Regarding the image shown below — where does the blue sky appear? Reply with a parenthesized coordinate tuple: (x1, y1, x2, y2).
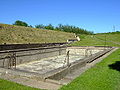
(0, 0, 120, 33)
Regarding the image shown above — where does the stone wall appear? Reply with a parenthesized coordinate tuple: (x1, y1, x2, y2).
(67, 47, 104, 56)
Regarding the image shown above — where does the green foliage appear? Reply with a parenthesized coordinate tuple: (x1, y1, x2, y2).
(44, 24, 54, 30)
(97, 31, 120, 34)
(12, 20, 93, 34)
(28, 25, 33, 28)
(71, 34, 120, 47)
(60, 48, 120, 90)
(35, 24, 45, 29)
(13, 20, 28, 27)
(0, 78, 40, 90)
(35, 24, 54, 30)
(55, 24, 93, 35)
(35, 24, 93, 35)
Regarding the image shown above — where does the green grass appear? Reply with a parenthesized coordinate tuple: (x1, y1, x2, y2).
(60, 48, 120, 90)
(0, 78, 41, 90)
(71, 34, 120, 47)
(0, 23, 75, 44)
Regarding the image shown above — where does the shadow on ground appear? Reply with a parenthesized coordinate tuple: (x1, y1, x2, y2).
(109, 61, 120, 72)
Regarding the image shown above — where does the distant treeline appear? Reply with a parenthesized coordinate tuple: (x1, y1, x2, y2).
(13, 20, 94, 35)
(97, 31, 120, 34)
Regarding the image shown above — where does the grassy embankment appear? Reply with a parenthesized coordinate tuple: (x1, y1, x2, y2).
(60, 48, 120, 90)
(0, 23, 75, 44)
(71, 34, 120, 47)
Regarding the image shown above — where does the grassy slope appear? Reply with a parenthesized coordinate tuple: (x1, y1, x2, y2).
(0, 24, 75, 44)
(71, 34, 120, 47)
(0, 79, 40, 90)
(60, 48, 120, 90)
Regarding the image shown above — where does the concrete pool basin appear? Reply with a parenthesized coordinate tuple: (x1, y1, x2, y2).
(14, 46, 113, 80)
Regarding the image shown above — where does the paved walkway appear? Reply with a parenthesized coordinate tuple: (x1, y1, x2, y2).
(0, 73, 61, 90)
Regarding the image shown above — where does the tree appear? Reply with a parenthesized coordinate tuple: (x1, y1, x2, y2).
(13, 20, 28, 27)
(44, 24, 54, 30)
(35, 23, 93, 34)
(28, 25, 33, 28)
(55, 24, 93, 34)
(35, 24, 45, 29)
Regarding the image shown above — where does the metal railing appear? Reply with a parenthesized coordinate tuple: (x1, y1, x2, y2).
(3, 52, 16, 69)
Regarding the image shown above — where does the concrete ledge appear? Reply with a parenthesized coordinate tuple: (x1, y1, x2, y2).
(0, 67, 46, 81)
(86, 48, 113, 63)
(46, 47, 113, 80)
(46, 60, 86, 80)
(0, 46, 67, 67)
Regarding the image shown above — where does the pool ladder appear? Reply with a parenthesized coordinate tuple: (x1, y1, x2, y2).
(3, 52, 16, 69)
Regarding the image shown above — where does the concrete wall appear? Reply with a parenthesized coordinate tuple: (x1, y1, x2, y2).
(46, 47, 113, 80)
(0, 46, 66, 68)
(47, 60, 86, 80)
(67, 47, 104, 56)
(0, 43, 67, 51)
